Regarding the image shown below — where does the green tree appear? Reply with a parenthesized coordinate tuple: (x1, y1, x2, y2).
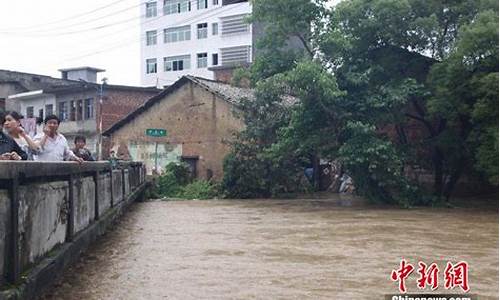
(320, 0, 498, 200)
(222, 75, 305, 198)
(428, 9, 499, 185)
(224, 0, 498, 203)
(222, 1, 330, 197)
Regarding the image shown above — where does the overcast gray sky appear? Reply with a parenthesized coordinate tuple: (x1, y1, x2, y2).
(0, 0, 338, 86)
(0, 0, 142, 85)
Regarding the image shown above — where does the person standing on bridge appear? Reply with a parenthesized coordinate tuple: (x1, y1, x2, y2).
(72, 136, 95, 161)
(3, 111, 40, 160)
(0, 111, 27, 160)
(33, 115, 83, 163)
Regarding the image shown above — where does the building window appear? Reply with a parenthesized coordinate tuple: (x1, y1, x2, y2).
(197, 0, 208, 9)
(26, 106, 34, 118)
(212, 53, 218, 66)
(164, 55, 191, 71)
(146, 2, 157, 18)
(146, 58, 157, 74)
(164, 0, 191, 15)
(58, 102, 68, 121)
(146, 30, 157, 46)
(77, 100, 83, 121)
(84, 98, 94, 119)
(197, 23, 208, 39)
(164, 25, 191, 43)
(70, 100, 76, 121)
(163, 0, 175, 14)
(38, 108, 44, 120)
(45, 104, 53, 117)
(197, 53, 208, 68)
(212, 22, 218, 35)
(179, 0, 191, 12)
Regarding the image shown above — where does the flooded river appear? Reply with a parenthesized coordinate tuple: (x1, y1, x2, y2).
(40, 197, 498, 299)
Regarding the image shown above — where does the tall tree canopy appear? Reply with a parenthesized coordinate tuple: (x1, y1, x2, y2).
(223, 0, 498, 204)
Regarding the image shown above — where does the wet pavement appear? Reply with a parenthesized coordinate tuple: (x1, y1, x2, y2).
(40, 197, 498, 299)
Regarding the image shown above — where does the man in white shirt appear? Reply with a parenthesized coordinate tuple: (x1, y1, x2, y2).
(33, 115, 84, 163)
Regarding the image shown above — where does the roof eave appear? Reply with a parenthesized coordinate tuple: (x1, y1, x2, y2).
(7, 89, 46, 99)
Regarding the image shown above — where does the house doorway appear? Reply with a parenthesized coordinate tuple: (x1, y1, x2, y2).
(181, 156, 199, 180)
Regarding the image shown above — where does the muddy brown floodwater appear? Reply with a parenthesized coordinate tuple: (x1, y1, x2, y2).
(39, 197, 498, 300)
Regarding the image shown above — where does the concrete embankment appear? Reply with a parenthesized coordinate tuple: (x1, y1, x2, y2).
(0, 161, 147, 300)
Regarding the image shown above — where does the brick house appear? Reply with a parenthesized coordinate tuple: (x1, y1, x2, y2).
(103, 76, 252, 179)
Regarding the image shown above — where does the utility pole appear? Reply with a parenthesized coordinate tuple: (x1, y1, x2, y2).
(97, 77, 107, 160)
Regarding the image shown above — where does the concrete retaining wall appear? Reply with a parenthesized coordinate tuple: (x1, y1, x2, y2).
(18, 181, 68, 270)
(74, 177, 96, 235)
(98, 173, 112, 213)
(0, 161, 146, 292)
(112, 170, 123, 204)
(124, 169, 130, 196)
(0, 190, 9, 286)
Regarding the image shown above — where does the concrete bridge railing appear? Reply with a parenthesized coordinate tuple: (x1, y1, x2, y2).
(0, 161, 147, 299)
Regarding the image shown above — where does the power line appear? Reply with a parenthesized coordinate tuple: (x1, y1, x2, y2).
(26, 2, 248, 81)
(0, 0, 133, 31)
(2, 2, 143, 34)
(76, 0, 233, 45)
(0, 11, 161, 41)
(58, 3, 243, 62)
(0, 14, 141, 37)
(0, 0, 221, 36)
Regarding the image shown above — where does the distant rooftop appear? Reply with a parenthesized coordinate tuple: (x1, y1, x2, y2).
(57, 66, 105, 73)
(0, 68, 160, 94)
(0, 68, 80, 91)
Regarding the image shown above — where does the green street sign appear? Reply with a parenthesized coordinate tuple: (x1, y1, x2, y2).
(146, 128, 167, 137)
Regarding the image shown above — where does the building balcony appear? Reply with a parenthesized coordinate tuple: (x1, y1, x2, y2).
(58, 119, 96, 135)
(222, 0, 249, 5)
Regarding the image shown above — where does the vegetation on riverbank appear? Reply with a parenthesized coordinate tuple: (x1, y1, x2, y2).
(152, 163, 219, 200)
(221, 0, 498, 206)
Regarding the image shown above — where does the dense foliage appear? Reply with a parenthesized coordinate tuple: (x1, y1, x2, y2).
(222, 76, 310, 198)
(155, 163, 219, 200)
(222, 0, 498, 205)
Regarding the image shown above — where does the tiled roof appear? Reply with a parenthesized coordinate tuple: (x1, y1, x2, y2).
(188, 76, 255, 104)
(103, 76, 251, 136)
(103, 75, 297, 136)
(189, 76, 297, 107)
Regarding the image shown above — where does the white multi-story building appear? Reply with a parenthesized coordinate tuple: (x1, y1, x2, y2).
(140, 0, 254, 87)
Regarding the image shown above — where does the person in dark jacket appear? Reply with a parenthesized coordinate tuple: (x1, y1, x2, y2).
(0, 112, 28, 160)
(72, 136, 95, 161)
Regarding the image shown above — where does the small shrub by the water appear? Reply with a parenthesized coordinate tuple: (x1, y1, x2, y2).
(154, 162, 219, 200)
(156, 163, 190, 197)
(178, 180, 220, 199)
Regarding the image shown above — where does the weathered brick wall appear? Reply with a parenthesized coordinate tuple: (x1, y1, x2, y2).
(101, 89, 160, 132)
(108, 82, 244, 180)
(213, 68, 234, 84)
(212, 67, 251, 88)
